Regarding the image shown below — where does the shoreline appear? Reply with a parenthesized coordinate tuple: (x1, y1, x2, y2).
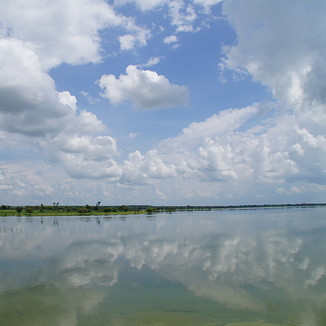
(0, 203, 325, 217)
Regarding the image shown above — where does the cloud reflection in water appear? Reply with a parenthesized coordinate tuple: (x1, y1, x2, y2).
(0, 209, 326, 325)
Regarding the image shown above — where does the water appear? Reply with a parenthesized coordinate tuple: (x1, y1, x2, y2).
(0, 207, 326, 326)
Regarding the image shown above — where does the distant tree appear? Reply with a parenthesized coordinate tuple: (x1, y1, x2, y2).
(119, 205, 129, 212)
(16, 207, 23, 215)
(25, 207, 34, 215)
(78, 207, 89, 215)
(146, 207, 156, 215)
(95, 201, 101, 211)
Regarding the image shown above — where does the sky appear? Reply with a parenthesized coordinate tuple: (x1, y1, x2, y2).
(0, 0, 325, 206)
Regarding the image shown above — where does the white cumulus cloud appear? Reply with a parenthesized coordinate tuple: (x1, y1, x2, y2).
(99, 65, 189, 109)
(163, 35, 178, 44)
(0, 0, 126, 70)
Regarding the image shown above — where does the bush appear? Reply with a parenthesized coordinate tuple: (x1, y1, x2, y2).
(16, 207, 23, 214)
(25, 207, 34, 215)
(146, 207, 156, 214)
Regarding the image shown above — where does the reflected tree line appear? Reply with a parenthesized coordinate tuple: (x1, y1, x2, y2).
(0, 226, 23, 233)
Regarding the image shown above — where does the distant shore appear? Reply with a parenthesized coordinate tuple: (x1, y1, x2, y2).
(0, 203, 325, 217)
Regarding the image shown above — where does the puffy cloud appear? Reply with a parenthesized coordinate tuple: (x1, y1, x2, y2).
(0, 38, 76, 137)
(0, 0, 126, 70)
(118, 26, 150, 51)
(47, 134, 122, 179)
(53, 155, 122, 179)
(197, 138, 239, 181)
(104, 0, 326, 201)
(0, 0, 126, 183)
(0, 38, 106, 141)
(145, 101, 325, 189)
(59, 91, 77, 112)
(163, 35, 178, 44)
(54, 135, 118, 161)
(222, 0, 326, 111)
(105, 93, 323, 194)
(0, 162, 56, 203)
(216, 0, 326, 187)
(99, 65, 189, 109)
(114, 0, 221, 33)
(0, 0, 153, 142)
(178, 104, 260, 143)
(121, 150, 177, 184)
(168, 0, 198, 32)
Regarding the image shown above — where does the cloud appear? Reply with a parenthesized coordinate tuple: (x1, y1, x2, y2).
(178, 104, 260, 143)
(0, 162, 56, 202)
(81, 91, 98, 105)
(128, 132, 140, 139)
(114, 0, 168, 11)
(0, 0, 325, 205)
(114, 0, 222, 13)
(0, 0, 128, 183)
(123, 98, 325, 190)
(0, 0, 126, 70)
(105, 0, 326, 200)
(222, 0, 326, 110)
(46, 134, 122, 179)
(193, 0, 223, 8)
(99, 65, 189, 109)
(163, 35, 178, 44)
(139, 57, 162, 68)
(217, 0, 326, 186)
(53, 135, 118, 161)
(0, 38, 106, 141)
(121, 150, 177, 184)
(114, 0, 220, 33)
(168, 0, 198, 32)
(59, 91, 77, 112)
(0, 38, 76, 137)
(119, 27, 150, 51)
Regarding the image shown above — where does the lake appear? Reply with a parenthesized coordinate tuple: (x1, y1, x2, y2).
(0, 207, 325, 326)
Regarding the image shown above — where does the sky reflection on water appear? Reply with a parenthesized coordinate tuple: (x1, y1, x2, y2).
(0, 208, 326, 325)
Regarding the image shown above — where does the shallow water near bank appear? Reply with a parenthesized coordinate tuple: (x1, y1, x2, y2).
(0, 207, 326, 325)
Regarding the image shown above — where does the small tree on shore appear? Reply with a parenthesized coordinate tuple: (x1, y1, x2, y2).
(25, 207, 34, 215)
(146, 207, 156, 215)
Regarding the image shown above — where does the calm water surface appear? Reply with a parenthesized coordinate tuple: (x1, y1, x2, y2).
(0, 207, 326, 326)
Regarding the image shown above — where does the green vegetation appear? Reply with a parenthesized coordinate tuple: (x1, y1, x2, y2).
(0, 204, 155, 217)
(0, 202, 325, 217)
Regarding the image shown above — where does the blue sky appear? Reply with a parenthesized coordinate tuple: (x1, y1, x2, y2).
(0, 0, 325, 206)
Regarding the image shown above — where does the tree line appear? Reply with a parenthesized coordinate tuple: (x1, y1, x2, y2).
(0, 202, 325, 217)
